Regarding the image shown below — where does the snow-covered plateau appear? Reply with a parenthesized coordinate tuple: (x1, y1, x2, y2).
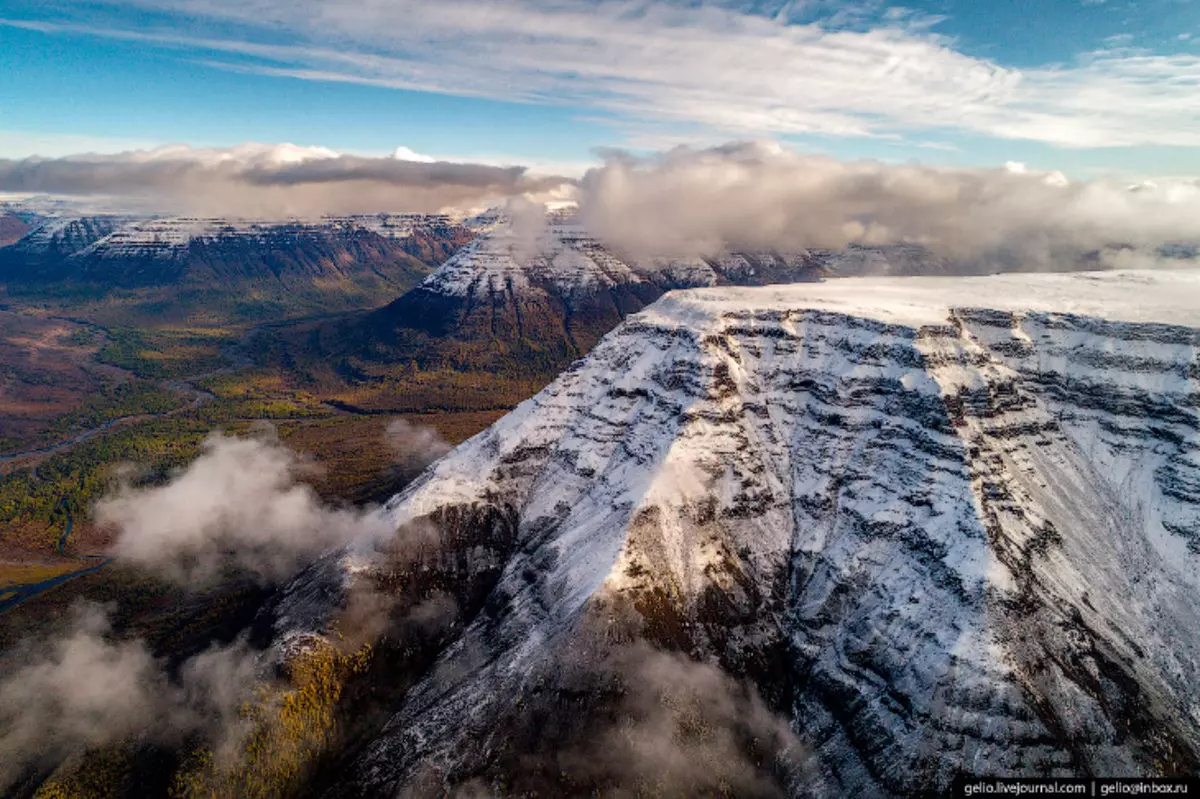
(415, 222, 830, 300)
(273, 268, 1200, 796)
(0, 212, 474, 291)
(0, 212, 461, 256)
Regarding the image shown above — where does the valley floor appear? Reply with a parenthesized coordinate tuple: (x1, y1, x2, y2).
(0, 294, 514, 631)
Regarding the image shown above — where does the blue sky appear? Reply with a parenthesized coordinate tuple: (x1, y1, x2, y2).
(0, 0, 1198, 177)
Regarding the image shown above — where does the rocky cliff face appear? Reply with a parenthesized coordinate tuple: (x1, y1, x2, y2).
(5, 215, 134, 261)
(275, 270, 1200, 797)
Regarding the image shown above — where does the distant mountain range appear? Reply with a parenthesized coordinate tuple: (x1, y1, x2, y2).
(0, 212, 477, 322)
(0, 213, 475, 284)
(9, 206, 1174, 409)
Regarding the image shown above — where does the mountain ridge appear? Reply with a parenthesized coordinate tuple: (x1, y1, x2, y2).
(0, 214, 474, 287)
(269, 222, 829, 411)
(0, 213, 478, 325)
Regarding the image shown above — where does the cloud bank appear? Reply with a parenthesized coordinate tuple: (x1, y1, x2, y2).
(0, 143, 571, 216)
(5, 138, 1200, 269)
(576, 142, 1200, 267)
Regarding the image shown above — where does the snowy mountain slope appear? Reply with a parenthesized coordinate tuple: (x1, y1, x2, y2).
(7, 215, 136, 258)
(413, 221, 826, 300)
(331, 222, 826, 389)
(73, 214, 463, 260)
(418, 224, 649, 299)
(277, 269, 1200, 796)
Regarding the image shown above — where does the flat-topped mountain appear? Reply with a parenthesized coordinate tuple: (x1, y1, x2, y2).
(1, 214, 473, 286)
(278, 222, 830, 408)
(0, 213, 477, 322)
(271, 269, 1200, 796)
(5, 215, 136, 261)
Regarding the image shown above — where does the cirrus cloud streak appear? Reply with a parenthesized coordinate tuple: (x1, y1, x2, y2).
(4, 0, 1199, 149)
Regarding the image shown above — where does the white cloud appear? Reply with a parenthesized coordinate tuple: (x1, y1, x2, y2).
(7, 1, 1199, 149)
(0, 603, 261, 790)
(1000, 51, 1200, 148)
(392, 145, 436, 163)
(386, 145, 592, 178)
(0, 142, 572, 216)
(576, 141, 1200, 265)
(133, 141, 341, 165)
(96, 430, 412, 583)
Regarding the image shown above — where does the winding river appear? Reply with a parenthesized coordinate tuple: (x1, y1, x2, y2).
(0, 505, 110, 614)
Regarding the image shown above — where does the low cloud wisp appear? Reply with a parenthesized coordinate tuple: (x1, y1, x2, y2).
(95, 429, 396, 584)
(0, 603, 261, 791)
(0, 422, 462, 790)
(384, 418, 452, 482)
